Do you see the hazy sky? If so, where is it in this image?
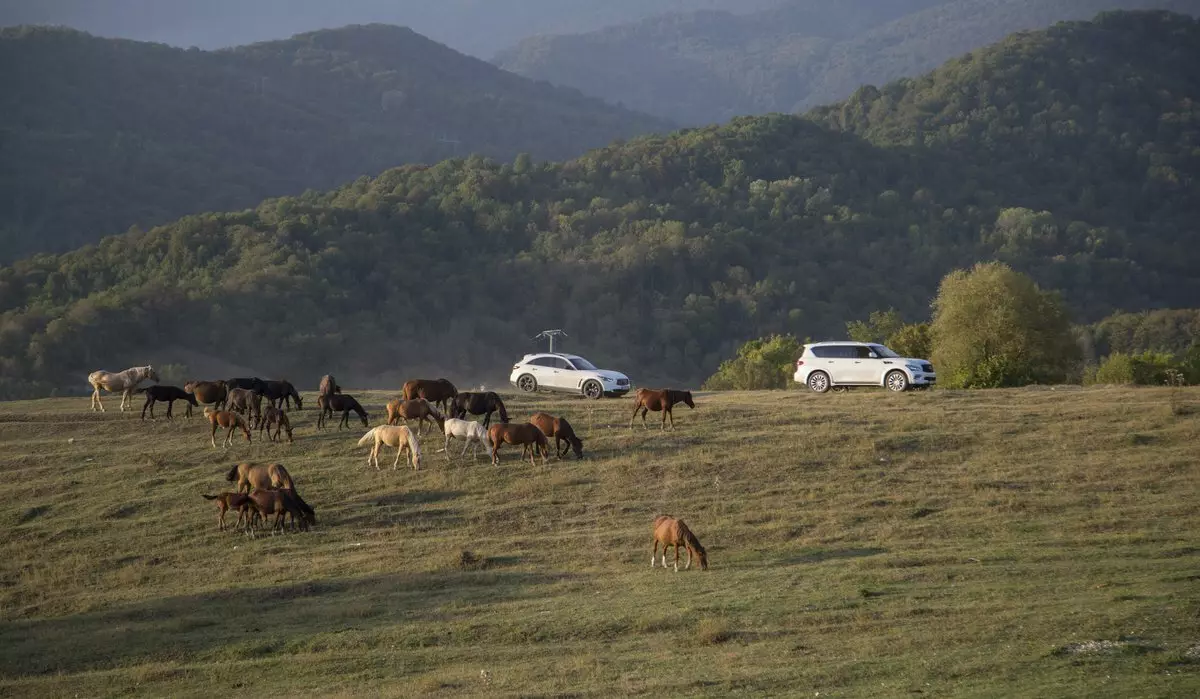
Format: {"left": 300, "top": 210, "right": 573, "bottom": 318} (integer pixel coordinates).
{"left": 0, "top": 0, "right": 784, "bottom": 56}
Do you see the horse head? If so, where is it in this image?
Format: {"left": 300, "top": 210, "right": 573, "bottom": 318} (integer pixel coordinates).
{"left": 146, "top": 366, "right": 160, "bottom": 383}
{"left": 694, "top": 543, "right": 709, "bottom": 570}
{"left": 681, "top": 391, "right": 695, "bottom": 409}
{"left": 570, "top": 436, "right": 584, "bottom": 459}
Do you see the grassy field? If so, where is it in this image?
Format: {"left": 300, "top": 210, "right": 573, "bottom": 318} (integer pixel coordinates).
{"left": 1, "top": 386, "right": 1199, "bottom": 697}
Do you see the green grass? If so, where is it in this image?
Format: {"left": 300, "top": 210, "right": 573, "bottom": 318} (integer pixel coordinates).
{"left": 1, "top": 387, "right": 1199, "bottom": 697}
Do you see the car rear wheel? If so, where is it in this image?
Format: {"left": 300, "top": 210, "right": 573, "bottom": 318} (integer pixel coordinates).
{"left": 807, "top": 371, "right": 831, "bottom": 393}
{"left": 517, "top": 374, "right": 538, "bottom": 393}
{"left": 885, "top": 370, "right": 909, "bottom": 392}
{"left": 583, "top": 380, "right": 603, "bottom": 400}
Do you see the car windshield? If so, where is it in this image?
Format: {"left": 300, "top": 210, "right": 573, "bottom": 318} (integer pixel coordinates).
{"left": 569, "top": 357, "right": 598, "bottom": 370}
{"left": 871, "top": 345, "right": 901, "bottom": 358}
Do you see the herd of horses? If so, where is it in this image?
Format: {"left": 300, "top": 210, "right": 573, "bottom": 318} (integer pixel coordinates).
{"left": 88, "top": 365, "right": 707, "bottom": 566}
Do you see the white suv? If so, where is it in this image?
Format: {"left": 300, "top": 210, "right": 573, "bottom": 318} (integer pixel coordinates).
{"left": 510, "top": 353, "right": 633, "bottom": 399}
{"left": 794, "top": 341, "right": 935, "bottom": 393}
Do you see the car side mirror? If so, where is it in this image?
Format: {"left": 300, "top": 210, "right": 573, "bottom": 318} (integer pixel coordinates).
{"left": 868, "top": 352, "right": 878, "bottom": 359}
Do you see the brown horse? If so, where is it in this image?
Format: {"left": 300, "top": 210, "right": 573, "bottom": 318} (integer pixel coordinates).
{"left": 205, "top": 408, "right": 252, "bottom": 448}
{"left": 226, "top": 387, "right": 263, "bottom": 428}
{"left": 247, "top": 488, "right": 312, "bottom": 533}
{"left": 386, "top": 398, "right": 445, "bottom": 435}
{"left": 529, "top": 412, "right": 584, "bottom": 459}
{"left": 630, "top": 388, "right": 695, "bottom": 430}
{"left": 263, "top": 380, "right": 303, "bottom": 411}
{"left": 226, "top": 462, "right": 297, "bottom": 492}
{"left": 319, "top": 374, "right": 341, "bottom": 397}
{"left": 186, "top": 380, "right": 229, "bottom": 410}
{"left": 201, "top": 492, "right": 254, "bottom": 531}
{"left": 259, "top": 406, "right": 293, "bottom": 443}
{"left": 317, "top": 393, "right": 368, "bottom": 430}
{"left": 402, "top": 378, "right": 457, "bottom": 413}
{"left": 651, "top": 515, "right": 708, "bottom": 572}
{"left": 488, "top": 423, "right": 549, "bottom": 467}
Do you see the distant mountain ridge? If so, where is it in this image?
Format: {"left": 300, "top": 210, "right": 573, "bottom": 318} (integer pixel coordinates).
{"left": 0, "top": 23, "right": 671, "bottom": 260}
{"left": 496, "top": 0, "right": 1200, "bottom": 125}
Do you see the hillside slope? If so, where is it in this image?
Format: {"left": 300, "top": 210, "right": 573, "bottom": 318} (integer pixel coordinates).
{"left": 0, "top": 24, "right": 670, "bottom": 260}
{"left": 1, "top": 12, "right": 1198, "bottom": 397}
{"left": 495, "top": 0, "right": 1200, "bottom": 125}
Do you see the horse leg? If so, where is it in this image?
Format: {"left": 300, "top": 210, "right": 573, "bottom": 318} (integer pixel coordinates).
{"left": 369, "top": 442, "right": 380, "bottom": 470}
{"left": 491, "top": 439, "right": 500, "bottom": 466}
{"left": 641, "top": 407, "right": 650, "bottom": 429}
{"left": 673, "top": 544, "right": 680, "bottom": 573}
{"left": 652, "top": 540, "right": 659, "bottom": 567}
{"left": 629, "top": 402, "right": 639, "bottom": 429}
{"left": 685, "top": 546, "right": 692, "bottom": 570}
{"left": 393, "top": 443, "right": 403, "bottom": 470}
{"left": 662, "top": 409, "right": 668, "bottom": 431}
{"left": 141, "top": 395, "right": 151, "bottom": 421}
{"left": 165, "top": 400, "right": 174, "bottom": 422}
{"left": 93, "top": 386, "right": 105, "bottom": 413}
{"left": 210, "top": 422, "right": 218, "bottom": 448}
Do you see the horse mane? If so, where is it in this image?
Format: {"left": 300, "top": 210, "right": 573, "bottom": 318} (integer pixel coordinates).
{"left": 683, "top": 526, "right": 705, "bottom": 554}
{"left": 405, "top": 427, "right": 422, "bottom": 468}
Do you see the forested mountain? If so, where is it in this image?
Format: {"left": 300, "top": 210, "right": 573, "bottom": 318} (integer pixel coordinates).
{"left": 495, "top": 0, "right": 1200, "bottom": 125}
{"left": 0, "top": 0, "right": 782, "bottom": 57}
{"left": 1, "top": 11, "right": 1197, "bottom": 398}
{"left": 0, "top": 24, "right": 670, "bottom": 260}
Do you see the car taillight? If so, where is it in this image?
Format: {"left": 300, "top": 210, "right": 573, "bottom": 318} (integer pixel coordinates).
{"left": 795, "top": 359, "right": 804, "bottom": 367}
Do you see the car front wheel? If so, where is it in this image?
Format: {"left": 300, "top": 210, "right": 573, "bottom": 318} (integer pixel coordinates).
{"left": 807, "top": 371, "right": 831, "bottom": 393}
{"left": 583, "top": 380, "right": 603, "bottom": 400}
{"left": 885, "top": 370, "right": 909, "bottom": 392}
{"left": 517, "top": 374, "right": 538, "bottom": 393}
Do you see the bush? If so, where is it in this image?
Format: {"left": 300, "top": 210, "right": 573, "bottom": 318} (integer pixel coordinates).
{"left": 1086, "top": 350, "right": 1189, "bottom": 386}
{"left": 1090, "top": 352, "right": 1135, "bottom": 384}
{"left": 703, "top": 334, "right": 801, "bottom": 390}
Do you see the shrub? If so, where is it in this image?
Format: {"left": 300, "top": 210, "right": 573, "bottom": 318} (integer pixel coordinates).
{"left": 703, "top": 334, "right": 801, "bottom": 390}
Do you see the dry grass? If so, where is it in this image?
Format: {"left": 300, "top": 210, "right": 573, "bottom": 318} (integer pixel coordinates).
{"left": 1, "top": 386, "right": 1199, "bottom": 697}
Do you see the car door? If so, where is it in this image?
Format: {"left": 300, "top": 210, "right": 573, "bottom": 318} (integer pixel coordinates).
{"left": 524, "top": 357, "right": 556, "bottom": 387}
{"left": 812, "top": 345, "right": 849, "bottom": 384}
{"left": 848, "top": 345, "right": 884, "bottom": 384}
{"left": 550, "top": 357, "right": 578, "bottom": 390}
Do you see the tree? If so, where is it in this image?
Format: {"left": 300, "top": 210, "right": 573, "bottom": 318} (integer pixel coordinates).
{"left": 846, "top": 309, "right": 904, "bottom": 344}
{"left": 930, "top": 262, "right": 1080, "bottom": 388}
{"left": 703, "top": 335, "right": 801, "bottom": 390}
{"left": 887, "top": 322, "right": 932, "bottom": 360}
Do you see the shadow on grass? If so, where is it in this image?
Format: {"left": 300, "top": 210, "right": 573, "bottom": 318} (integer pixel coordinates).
{"left": 776, "top": 547, "right": 888, "bottom": 566}
{"left": 0, "top": 568, "right": 565, "bottom": 678}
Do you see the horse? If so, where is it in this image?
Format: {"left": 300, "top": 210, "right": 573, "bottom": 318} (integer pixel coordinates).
{"left": 87, "top": 365, "right": 158, "bottom": 412}
{"left": 488, "top": 423, "right": 548, "bottom": 467}
{"left": 226, "top": 387, "right": 263, "bottom": 428}
{"left": 138, "top": 385, "right": 197, "bottom": 421}
{"left": 529, "top": 412, "right": 584, "bottom": 459}
{"left": 226, "top": 377, "right": 268, "bottom": 395}
{"left": 185, "top": 380, "right": 228, "bottom": 411}
{"left": 651, "top": 515, "right": 708, "bottom": 572}
{"left": 402, "top": 378, "right": 458, "bottom": 413}
{"left": 247, "top": 488, "right": 312, "bottom": 533}
{"left": 205, "top": 407, "right": 252, "bottom": 448}
{"left": 263, "top": 380, "right": 303, "bottom": 411}
{"left": 630, "top": 388, "right": 695, "bottom": 430}
{"left": 450, "top": 391, "right": 509, "bottom": 428}
{"left": 386, "top": 398, "right": 445, "bottom": 435}
{"left": 441, "top": 417, "right": 489, "bottom": 459}
{"left": 200, "top": 492, "right": 254, "bottom": 531}
{"left": 259, "top": 405, "right": 293, "bottom": 443}
{"left": 225, "top": 463, "right": 315, "bottom": 526}
{"left": 357, "top": 425, "right": 422, "bottom": 470}
{"left": 319, "top": 374, "right": 341, "bottom": 397}
{"left": 317, "top": 393, "right": 368, "bottom": 430}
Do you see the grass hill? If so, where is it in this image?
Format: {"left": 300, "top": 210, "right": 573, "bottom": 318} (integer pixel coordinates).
{"left": 0, "top": 24, "right": 670, "bottom": 260}
{"left": 1, "top": 11, "right": 1198, "bottom": 398}
{"left": 1, "top": 388, "right": 1198, "bottom": 695}
{"left": 495, "top": 0, "right": 1200, "bottom": 125}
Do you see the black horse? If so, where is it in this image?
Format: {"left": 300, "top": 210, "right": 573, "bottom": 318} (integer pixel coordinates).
{"left": 450, "top": 391, "right": 509, "bottom": 428}
{"left": 226, "top": 377, "right": 268, "bottom": 395}
{"left": 317, "top": 393, "right": 368, "bottom": 430}
{"left": 139, "top": 385, "right": 198, "bottom": 421}
{"left": 263, "top": 380, "right": 303, "bottom": 411}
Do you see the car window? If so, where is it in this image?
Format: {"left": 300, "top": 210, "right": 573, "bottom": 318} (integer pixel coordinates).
{"left": 528, "top": 357, "right": 556, "bottom": 367}
{"left": 570, "top": 357, "right": 598, "bottom": 370}
{"left": 810, "top": 346, "right": 832, "bottom": 358}
{"left": 552, "top": 358, "right": 573, "bottom": 370}
{"left": 855, "top": 346, "right": 875, "bottom": 359}
{"left": 871, "top": 344, "right": 901, "bottom": 358}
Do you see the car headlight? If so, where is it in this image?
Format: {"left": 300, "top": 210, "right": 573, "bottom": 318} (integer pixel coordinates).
{"left": 905, "top": 363, "right": 923, "bottom": 372}
{"left": 602, "top": 376, "right": 617, "bottom": 383}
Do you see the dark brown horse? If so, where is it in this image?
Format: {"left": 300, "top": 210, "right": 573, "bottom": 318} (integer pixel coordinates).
{"left": 450, "top": 391, "right": 509, "bottom": 428}
{"left": 247, "top": 488, "right": 313, "bottom": 533}
{"left": 630, "top": 388, "right": 695, "bottom": 430}
{"left": 139, "top": 385, "right": 198, "bottom": 420}
{"left": 226, "top": 377, "right": 268, "bottom": 395}
{"left": 651, "top": 515, "right": 708, "bottom": 571}
{"left": 402, "top": 378, "right": 458, "bottom": 413}
{"left": 226, "top": 387, "right": 263, "bottom": 428}
{"left": 319, "top": 374, "right": 341, "bottom": 397}
{"left": 263, "top": 380, "right": 303, "bottom": 411}
{"left": 317, "top": 393, "right": 368, "bottom": 430}
{"left": 259, "top": 405, "right": 293, "bottom": 443}
{"left": 201, "top": 492, "right": 254, "bottom": 531}
{"left": 529, "top": 412, "right": 584, "bottom": 459}
{"left": 185, "top": 380, "right": 228, "bottom": 410}
{"left": 386, "top": 398, "right": 444, "bottom": 435}
{"left": 488, "top": 423, "right": 548, "bottom": 467}
{"left": 226, "top": 463, "right": 315, "bottom": 527}
{"left": 205, "top": 408, "right": 252, "bottom": 448}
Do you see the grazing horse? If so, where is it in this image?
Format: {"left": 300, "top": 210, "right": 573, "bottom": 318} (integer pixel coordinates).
{"left": 226, "top": 462, "right": 296, "bottom": 492}
{"left": 442, "top": 418, "right": 489, "bottom": 459}
{"left": 402, "top": 378, "right": 458, "bottom": 413}
{"left": 651, "top": 515, "right": 708, "bottom": 572}
{"left": 386, "top": 398, "right": 445, "bottom": 435}
{"left": 450, "top": 391, "right": 509, "bottom": 428}
{"left": 88, "top": 365, "right": 158, "bottom": 412}
{"left": 319, "top": 374, "right": 341, "bottom": 397}
{"left": 201, "top": 492, "right": 253, "bottom": 531}
{"left": 185, "top": 380, "right": 228, "bottom": 411}
{"left": 357, "top": 425, "right": 423, "bottom": 470}
{"left": 226, "top": 387, "right": 263, "bottom": 428}
{"left": 139, "top": 385, "right": 197, "bottom": 421}
{"left": 259, "top": 406, "right": 293, "bottom": 443}
{"left": 317, "top": 393, "right": 368, "bottom": 430}
{"left": 247, "top": 488, "right": 312, "bottom": 533}
{"left": 205, "top": 407, "right": 252, "bottom": 448}
{"left": 529, "top": 412, "right": 584, "bottom": 459}
{"left": 487, "top": 423, "right": 548, "bottom": 467}
{"left": 630, "top": 388, "right": 695, "bottom": 430}
{"left": 263, "top": 380, "right": 303, "bottom": 411}
{"left": 226, "top": 377, "right": 268, "bottom": 395}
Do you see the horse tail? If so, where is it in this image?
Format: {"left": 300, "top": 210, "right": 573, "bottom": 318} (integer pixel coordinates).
{"left": 225, "top": 464, "right": 239, "bottom": 482}
{"left": 357, "top": 427, "right": 378, "bottom": 446}
{"left": 201, "top": 493, "right": 220, "bottom": 500}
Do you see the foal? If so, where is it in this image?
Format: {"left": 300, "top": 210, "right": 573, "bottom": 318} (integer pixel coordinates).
{"left": 259, "top": 405, "right": 293, "bottom": 443}
{"left": 630, "top": 388, "right": 695, "bottom": 430}
{"left": 651, "top": 515, "right": 708, "bottom": 572}
{"left": 205, "top": 408, "right": 252, "bottom": 448}
{"left": 201, "top": 492, "right": 253, "bottom": 531}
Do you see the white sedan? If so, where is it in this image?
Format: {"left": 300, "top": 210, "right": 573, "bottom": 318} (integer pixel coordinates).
{"left": 509, "top": 353, "right": 632, "bottom": 399}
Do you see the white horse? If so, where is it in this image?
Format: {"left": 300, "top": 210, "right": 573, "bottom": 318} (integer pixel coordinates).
{"left": 441, "top": 417, "right": 489, "bottom": 459}
{"left": 87, "top": 365, "right": 158, "bottom": 412}
{"left": 357, "top": 425, "right": 422, "bottom": 471}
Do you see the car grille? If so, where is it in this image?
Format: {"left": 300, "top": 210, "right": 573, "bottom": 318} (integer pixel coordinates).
{"left": 922, "top": 363, "right": 934, "bottom": 373}
{"left": 616, "top": 378, "right": 629, "bottom": 386}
